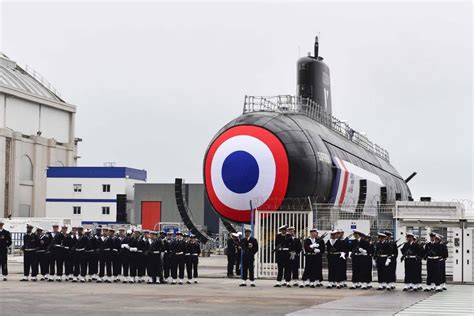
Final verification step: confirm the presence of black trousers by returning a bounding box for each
[191,256,198,278]
[388,259,397,283]
[358,255,372,283]
[289,255,300,280]
[37,251,49,276]
[185,255,192,280]
[24,251,38,277]
[99,251,112,277]
[440,260,446,284]
[80,252,90,277]
[426,259,441,286]
[120,251,129,277]
[276,251,290,282]
[49,247,59,276]
[235,251,241,275]
[328,254,344,282]
[163,254,171,279]
[227,254,235,276]
[376,257,389,283]
[87,251,98,276]
[129,253,137,277]
[303,255,316,282]
[147,253,162,282]
[64,251,73,276]
[0,249,8,276]
[112,252,121,277]
[171,254,185,279]
[242,255,255,281]
[73,251,84,277]
[136,252,146,277]
[352,255,361,283]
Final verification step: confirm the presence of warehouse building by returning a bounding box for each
[46,166,146,224]
[133,183,220,235]
[0,53,77,218]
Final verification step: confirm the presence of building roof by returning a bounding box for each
[47,167,147,182]
[0,53,64,102]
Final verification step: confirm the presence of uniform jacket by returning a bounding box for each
[22,233,39,250]
[241,237,258,257]
[303,237,325,255]
[0,229,12,250]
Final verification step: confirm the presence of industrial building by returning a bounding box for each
[46,166,146,225]
[0,53,77,218]
[133,183,220,234]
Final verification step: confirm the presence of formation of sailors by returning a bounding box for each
[19,224,201,284]
[272,225,449,292]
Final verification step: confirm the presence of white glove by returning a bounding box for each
[130,247,138,252]
[340,253,346,260]
[310,244,316,249]
[315,243,319,248]
[121,244,126,249]
[314,249,320,254]
[359,248,367,255]
[385,258,391,266]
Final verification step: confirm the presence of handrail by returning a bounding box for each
[243,95,390,162]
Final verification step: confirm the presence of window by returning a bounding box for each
[102,184,111,192]
[73,206,81,215]
[73,184,82,192]
[20,155,33,181]
[102,206,110,215]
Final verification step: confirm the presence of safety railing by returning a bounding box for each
[243,95,390,162]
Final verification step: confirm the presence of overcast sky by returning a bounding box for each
[1,1,472,202]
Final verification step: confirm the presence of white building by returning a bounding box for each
[46,166,147,225]
[0,53,77,218]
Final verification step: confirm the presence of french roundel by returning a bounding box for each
[204,125,289,223]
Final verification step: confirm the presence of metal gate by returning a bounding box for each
[254,210,312,278]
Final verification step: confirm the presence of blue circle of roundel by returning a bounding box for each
[221,150,259,194]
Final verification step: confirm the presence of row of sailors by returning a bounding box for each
[20,224,201,284]
[273,226,448,292]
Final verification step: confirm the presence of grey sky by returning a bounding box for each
[1,1,472,202]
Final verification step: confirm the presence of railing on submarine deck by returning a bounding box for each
[242,95,390,162]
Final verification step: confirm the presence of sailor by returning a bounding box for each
[162,231,173,283]
[189,234,201,284]
[36,227,51,281]
[81,228,93,282]
[400,232,422,291]
[47,224,60,281]
[118,228,131,283]
[100,227,114,283]
[128,230,140,283]
[171,231,186,284]
[50,225,67,281]
[235,232,242,276]
[74,226,87,282]
[0,219,12,281]
[384,231,398,290]
[21,224,39,281]
[184,233,193,283]
[438,234,448,290]
[239,228,258,287]
[358,232,374,289]
[349,230,366,289]
[274,224,291,287]
[110,228,121,282]
[423,232,443,292]
[64,227,77,281]
[226,232,238,278]
[339,229,349,287]
[326,230,345,288]
[137,230,150,283]
[147,231,164,284]
[86,227,100,281]
[302,228,325,288]
[288,226,302,287]
[374,232,391,290]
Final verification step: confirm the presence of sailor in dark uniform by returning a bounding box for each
[424,232,443,292]
[302,228,325,288]
[288,227,302,287]
[226,233,238,278]
[118,228,131,283]
[358,232,374,289]
[349,230,371,289]
[137,230,150,283]
[64,227,77,281]
[274,225,291,287]
[36,227,51,281]
[184,233,193,284]
[384,231,398,290]
[110,228,121,283]
[189,234,201,283]
[128,230,140,283]
[374,232,388,290]
[326,230,346,288]
[401,232,422,291]
[162,231,173,283]
[82,228,94,282]
[21,224,39,281]
[147,231,164,284]
[438,234,448,290]
[49,225,67,281]
[239,228,258,287]
[74,226,87,282]
[0,219,12,281]
[47,224,60,281]
[171,231,186,284]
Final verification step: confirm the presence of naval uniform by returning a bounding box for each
[289,236,302,283]
[48,231,64,277]
[326,238,346,284]
[424,241,443,287]
[275,233,292,283]
[240,236,258,282]
[387,238,398,284]
[64,233,76,278]
[189,241,201,280]
[99,235,113,279]
[162,238,172,280]
[112,236,122,279]
[147,238,164,283]
[87,235,100,278]
[22,232,40,278]
[374,240,392,285]
[401,241,422,285]
[171,239,186,280]
[302,236,325,283]
[74,234,87,279]
[137,237,150,279]
[119,235,131,280]
[440,242,448,286]
[37,232,52,278]
[0,228,12,277]
[226,238,237,277]
[351,238,373,285]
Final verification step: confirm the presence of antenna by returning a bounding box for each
[314,36,319,58]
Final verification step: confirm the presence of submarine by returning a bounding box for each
[204,37,412,223]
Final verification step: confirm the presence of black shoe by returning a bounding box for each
[250,284,256,287]
[299,285,305,288]
[274,284,281,288]
[239,283,246,287]
[286,284,291,288]
[402,288,408,291]
[310,285,315,288]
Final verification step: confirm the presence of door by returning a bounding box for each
[141,201,161,231]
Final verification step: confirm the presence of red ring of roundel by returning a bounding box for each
[204,125,289,223]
